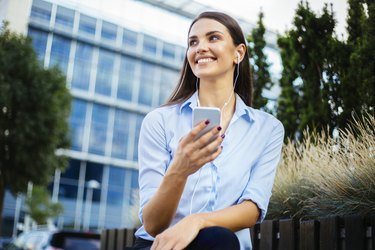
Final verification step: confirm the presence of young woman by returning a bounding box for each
[133,11,284,250]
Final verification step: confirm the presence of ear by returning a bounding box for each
[234,44,246,64]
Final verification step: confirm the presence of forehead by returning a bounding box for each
[189,18,230,37]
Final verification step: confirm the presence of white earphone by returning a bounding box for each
[237,52,240,63]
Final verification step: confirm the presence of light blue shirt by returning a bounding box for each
[135,92,284,250]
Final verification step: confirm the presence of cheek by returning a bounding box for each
[186,49,195,65]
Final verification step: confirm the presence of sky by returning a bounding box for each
[197,0,349,38]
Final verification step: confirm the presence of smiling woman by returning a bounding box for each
[131,11,284,250]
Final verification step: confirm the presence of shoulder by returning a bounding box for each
[247,107,284,134]
[142,104,181,125]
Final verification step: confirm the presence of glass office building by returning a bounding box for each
[2,0,188,234]
[1,0,281,237]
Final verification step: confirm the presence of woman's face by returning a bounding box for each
[187,18,238,81]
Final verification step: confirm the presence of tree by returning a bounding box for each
[335,0,372,127]
[277,2,338,139]
[277,0,374,140]
[25,185,64,225]
[0,23,71,233]
[247,11,274,111]
[276,36,300,139]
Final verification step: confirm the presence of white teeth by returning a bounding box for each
[197,58,214,64]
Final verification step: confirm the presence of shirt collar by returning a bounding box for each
[179,91,256,123]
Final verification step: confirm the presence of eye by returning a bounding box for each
[209,35,220,41]
[189,39,198,47]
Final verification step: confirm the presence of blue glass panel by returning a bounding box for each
[138,62,155,106]
[30,0,51,23]
[71,42,93,91]
[61,159,81,179]
[142,35,157,56]
[159,69,178,105]
[55,6,74,31]
[117,56,136,101]
[106,166,125,205]
[162,42,175,60]
[28,28,48,62]
[88,104,109,155]
[101,21,117,42]
[95,49,115,96]
[111,109,131,159]
[58,183,78,199]
[79,14,96,37]
[69,99,87,151]
[49,35,71,74]
[132,114,144,161]
[85,162,103,202]
[122,28,137,49]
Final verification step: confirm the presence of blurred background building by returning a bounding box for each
[0,0,280,236]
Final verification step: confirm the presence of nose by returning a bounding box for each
[195,40,208,54]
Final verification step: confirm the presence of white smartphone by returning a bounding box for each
[192,107,221,140]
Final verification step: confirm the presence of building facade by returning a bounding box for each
[1,0,281,237]
[2,0,189,236]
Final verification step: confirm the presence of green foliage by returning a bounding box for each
[25,185,64,225]
[267,113,375,220]
[0,22,71,230]
[276,0,374,140]
[247,11,273,112]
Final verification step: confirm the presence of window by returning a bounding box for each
[101,21,117,42]
[142,35,157,56]
[30,0,52,24]
[106,166,125,205]
[95,49,115,96]
[79,14,96,37]
[111,109,131,160]
[71,42,93,91]
[162,42,175,60]
[132,114,144,161]
[28,28,48,62]
[84,162,103,202]
[59,159,80,200]
[138,62,155,106]
[55,6,74,31]
[49,35,71,74]
[122,28,138,50]
[159,69,178,105]
[69,99,87,151]
[117,56,137,101]
[88,104,109,155]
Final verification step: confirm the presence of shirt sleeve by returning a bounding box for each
[238,118,284,223]
[137,110,170,223]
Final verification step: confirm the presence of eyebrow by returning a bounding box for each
[188,30,224,40]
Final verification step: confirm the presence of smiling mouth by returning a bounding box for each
[196,58,216,64]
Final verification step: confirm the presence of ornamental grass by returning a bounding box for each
[267,113,375,220]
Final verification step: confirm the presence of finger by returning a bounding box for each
[150,238,159,250]
[183,120,210,143]
[194,125,222,148]
[196,144,223,166]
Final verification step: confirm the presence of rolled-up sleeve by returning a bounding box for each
[238,119,284,223]
[138,110,170,223]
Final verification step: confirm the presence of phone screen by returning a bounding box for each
[192,107,221,140]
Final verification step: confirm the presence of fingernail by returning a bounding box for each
[217,126,222,131]
[205,120,210,125]
[221,134,225,139]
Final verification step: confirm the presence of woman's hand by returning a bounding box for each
[169,120,224,177]
[151,214,203,250]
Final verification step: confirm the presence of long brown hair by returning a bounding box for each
[166,11,253,106]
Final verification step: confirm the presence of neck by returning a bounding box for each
[197,77,235,109]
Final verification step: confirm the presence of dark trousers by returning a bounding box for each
[130,226,240,250]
